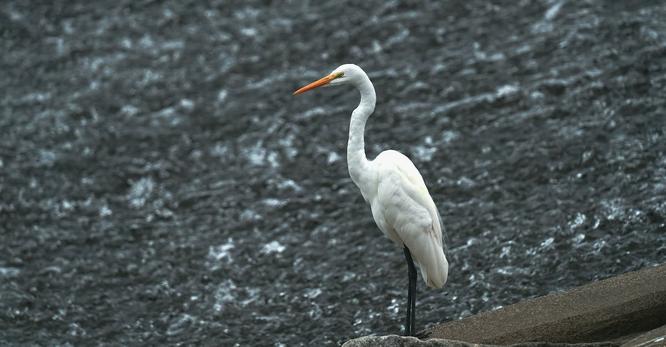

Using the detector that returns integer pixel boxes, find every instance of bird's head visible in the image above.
[293,64,365,95]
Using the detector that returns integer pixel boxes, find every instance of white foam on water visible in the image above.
[327,151,341,164]
[304,288,322,299]
[217,89,228,103]
[496,84,520,97]
[441,130,459,144]
[213,279,237,312]
[386,28,409,46]
[244,142,267,166]
[127,177,155,208]
[161,40,184,51]
[412,144,436,162]
[179,98,194,111]
[121,104,139,116]
[456,176,476,189]
[68,322,86,337]
[569,212,587,229]
[500,245,511,258]
[99,205,112,217]
[210,142,229,157]
[278,133,298,160]
[139,34,155,49]
[540,237,555,249]
[495,266,530,276]
[261,240,286,255]
[267,151,280,168]
[532,1,566,33]
[120,37,132,49]
[0,267,20,277]
[601,198,626,221]
[240,287,261,307]
[20,92,51,104]
[387,298,400,315]
[572,233,585,245]
[208,238,235,264]
[546,1,565,21]
[240,27,258,37]
[166,314,197,336]
[473,42,506,62]
[38,149,57,166]
[277,179,302,192]
[262,198,286,207]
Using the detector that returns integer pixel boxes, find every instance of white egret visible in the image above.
[294,64,449,336]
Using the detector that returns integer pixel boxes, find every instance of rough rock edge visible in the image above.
[341,335,618,347]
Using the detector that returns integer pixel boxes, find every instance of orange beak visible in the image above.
[293,73,342,95]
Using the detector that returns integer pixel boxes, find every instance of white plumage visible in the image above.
[294,63,449,335]
[368,150,449,288]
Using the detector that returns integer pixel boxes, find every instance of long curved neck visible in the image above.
[347,75,376,187]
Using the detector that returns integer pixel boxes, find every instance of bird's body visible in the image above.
[294,64,448,335]
[362,150,448,288]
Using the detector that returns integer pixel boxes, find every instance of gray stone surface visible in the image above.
[343,265,666,347]
[342,335,618,347]
[427,264,666,344]
[342,335,468,347]
[620,325,666,347]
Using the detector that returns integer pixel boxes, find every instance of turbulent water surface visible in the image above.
[2,0,666,345]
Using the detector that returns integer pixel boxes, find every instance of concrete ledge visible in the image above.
[342,335,619,347]
[343,264,666,346]
[428,264,666,344]
[620,325,666,347]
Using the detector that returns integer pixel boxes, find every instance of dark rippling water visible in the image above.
[1,0,665,345]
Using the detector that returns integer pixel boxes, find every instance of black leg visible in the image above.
[409,256,416,336]
[403,245,412,336]
[403,246,417,336]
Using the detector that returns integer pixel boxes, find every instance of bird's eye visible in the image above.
[334,72,344,79]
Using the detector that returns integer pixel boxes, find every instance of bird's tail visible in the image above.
[408,234,449,288]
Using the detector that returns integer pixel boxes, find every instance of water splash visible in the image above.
[545,1,565,21]
[213,280,237,312]
[304,288,322,299]
[127,177,155,208]
[99,205,112,217]
[261,241,286,255]
[327,151,341,164]
[496,85,520,97]
[0,267,20,277]
[569,212,587,229]
[540,237,555,249]
[532,1,566,33]
[412,140,437,162]
[166,314,197,336]
[208,238,235,264]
